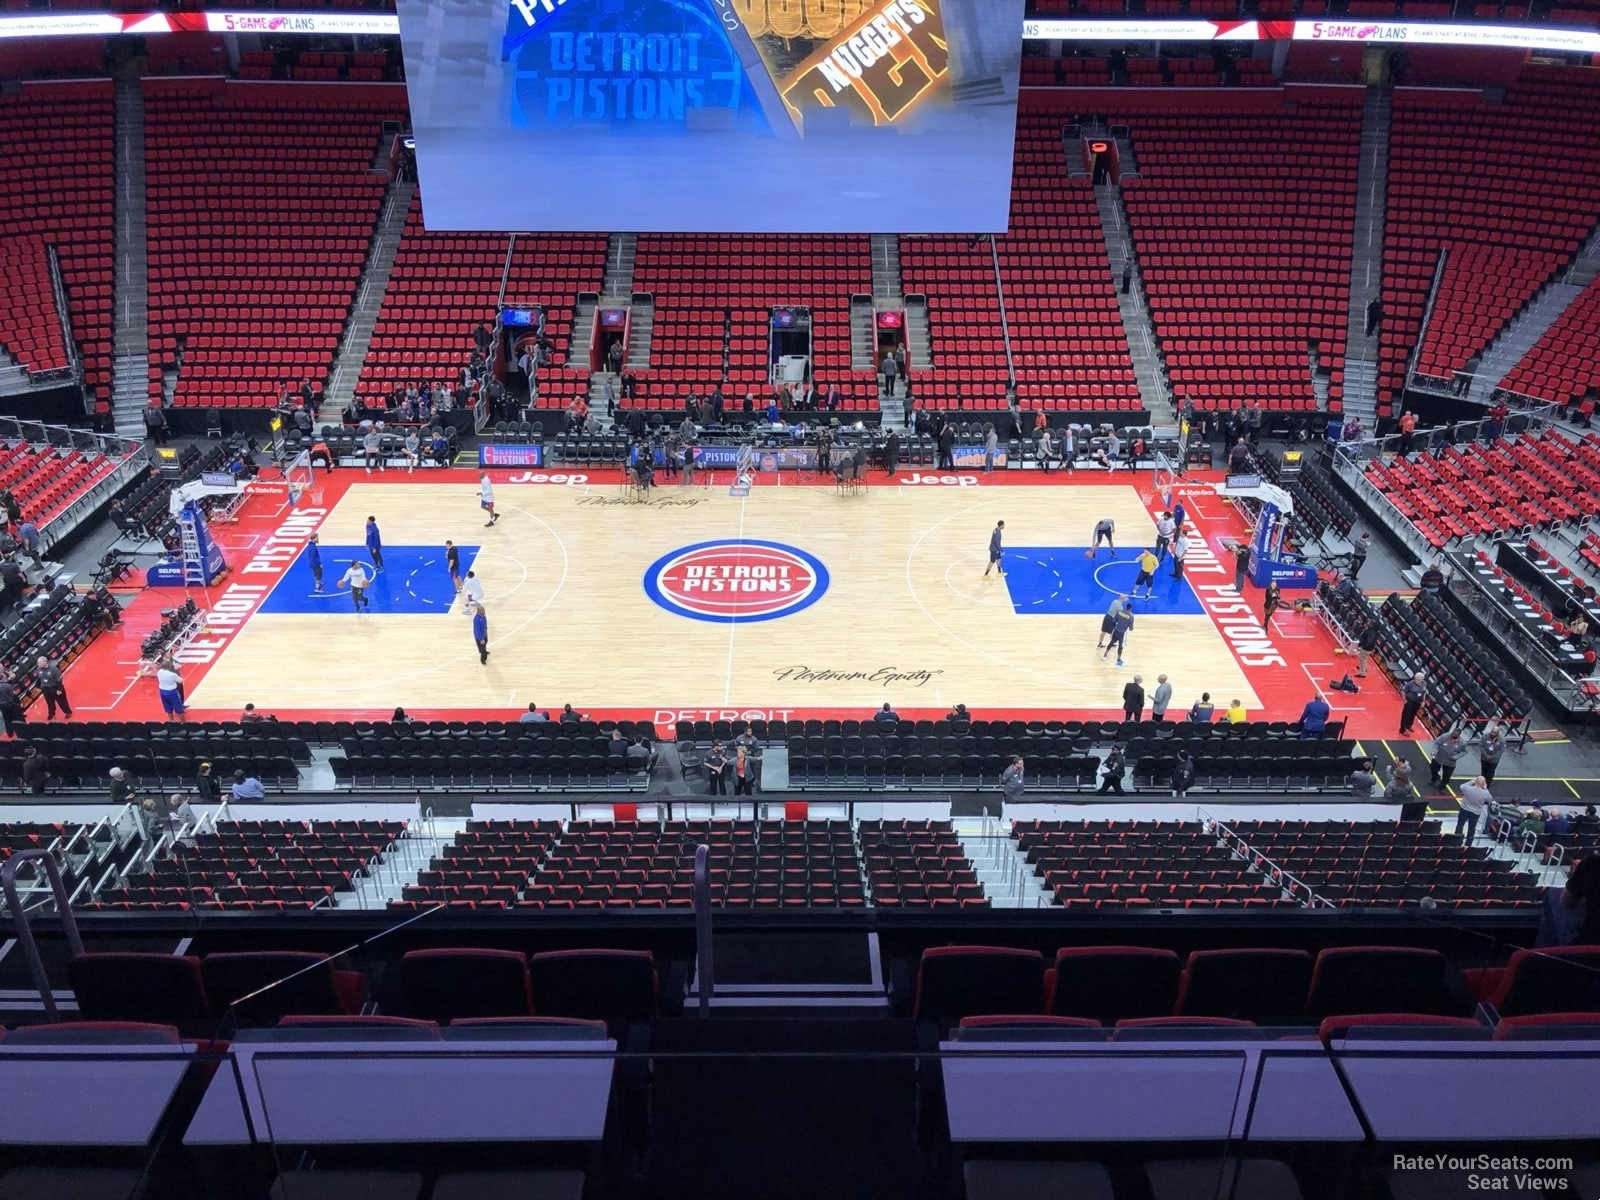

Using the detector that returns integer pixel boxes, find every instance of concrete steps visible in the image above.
[626,296,654,370]
[111,77,151,436]
[954,818,1052,909]
[323,177,415,417]
[601,233,637,301]
[870,234,903,304]
[1460,223,1600,404]
[906,296,934,376]
[1462,279,1585,404]
[1091,183,1173,422]
[1341,85,1390,425]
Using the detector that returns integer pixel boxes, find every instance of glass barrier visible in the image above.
[4,1036,1599,1200]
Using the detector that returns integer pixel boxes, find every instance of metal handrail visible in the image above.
[987,237,1015,387]
[44,244,81,383]
[2,849,85,1022]
[1405,246,1449,386]
[1205,813,1332,909]
[693,843,713,1015]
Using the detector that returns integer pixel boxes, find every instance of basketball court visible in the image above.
[61,464,1408,736]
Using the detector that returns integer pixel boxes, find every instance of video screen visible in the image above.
[395,0,1026,232]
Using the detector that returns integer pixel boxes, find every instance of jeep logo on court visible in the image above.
[643,539,829,624]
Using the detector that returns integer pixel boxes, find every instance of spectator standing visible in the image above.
[1419,562,1445,594]
[1097,745,1127,795]
[704,741,729,795]
[1398,673,1427,735]
[155,661,185,721]
[1350,759,1378,797]
[732,745,756,796]
[1349,532,1371,580]
[1122,675,1145,722]
[1150,675,1173,720]
[1169,751,1195,798]
[0,670,26,736]
[881,350,898,397]
[999,755,1025,810]
[20,745,48,794]
[143,402,169,446]
[1356,620,1378,678]
[108,767,134,806]
[983,424,998,474]
[1171,532,1190,580]
[34,656,69,719]
[1384,758,1414,802]
[1231,541,1252,593]
[1455,775,1491,843]
[1429,729,1463,789]
[1564,852,1600,942]
[1477,724,1506,783]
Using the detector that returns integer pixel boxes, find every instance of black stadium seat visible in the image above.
[68,953,210,1028]
[1045,947,1182,1024]
[911,946,1045,1027]
[527,949,658,1030]
[1305,947,1469,1020]
[1176,948,1316,1025]
[400,949,533,1023]
[200,951,365,1023]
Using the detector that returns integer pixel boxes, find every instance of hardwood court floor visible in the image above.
[180,472,1263,719]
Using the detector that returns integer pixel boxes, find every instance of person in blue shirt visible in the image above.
[1172,499,1187,533]
[471,601,490,665]
[765,398,781,424]
[364,516,384,571]
[14,519,39,565]
[873,702,899,722]
[305,533,323,592]
[230,770,265,801]
[1299,695,1330,738]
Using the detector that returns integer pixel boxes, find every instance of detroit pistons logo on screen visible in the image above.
[644,539,828,623]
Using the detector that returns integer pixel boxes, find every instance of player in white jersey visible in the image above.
[479,473,499,526]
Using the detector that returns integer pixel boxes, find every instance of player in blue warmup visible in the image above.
[365,516,384,571]
[983,520,1005,578]
[471,601,490,664]
[305,533,323,592]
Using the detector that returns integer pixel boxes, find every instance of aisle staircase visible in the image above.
[1091,183,1173,423]
[1461,221,1600,404]
[110,77,151,436]
[321,177,415,421]
[955,818,1052,909]
[1341,85,1391,425]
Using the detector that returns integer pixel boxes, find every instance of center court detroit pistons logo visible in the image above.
[644,539,828,623]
